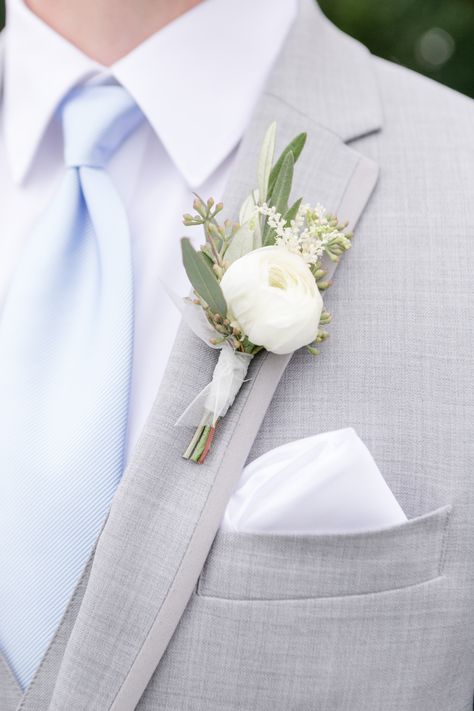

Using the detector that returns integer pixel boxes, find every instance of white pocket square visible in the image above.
[221,428,407,535]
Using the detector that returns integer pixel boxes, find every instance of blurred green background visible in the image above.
[0,0,473,98]
[318,0,474,98]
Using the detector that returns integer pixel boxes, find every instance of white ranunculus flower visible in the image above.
[220,246,323,355]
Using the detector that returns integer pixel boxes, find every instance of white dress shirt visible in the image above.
[0,0,297,461]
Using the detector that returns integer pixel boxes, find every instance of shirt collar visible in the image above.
[3,0,297,187]
[3,0,103,184]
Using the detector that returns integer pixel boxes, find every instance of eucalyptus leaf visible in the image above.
[225,222,258,263]
[181,238,227,317]
[257,122,276,203]
[239,190,259,225]
[267,132,307,199]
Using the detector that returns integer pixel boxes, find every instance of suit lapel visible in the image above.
[49,2,381,709]
[0,655,21,711]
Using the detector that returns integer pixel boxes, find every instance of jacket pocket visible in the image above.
[197,505,451,600]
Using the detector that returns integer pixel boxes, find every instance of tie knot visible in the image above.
[61,84,144,169]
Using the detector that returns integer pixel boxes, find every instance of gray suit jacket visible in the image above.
[1,1,474,709]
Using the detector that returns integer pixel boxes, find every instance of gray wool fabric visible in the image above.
[1,0,474,709]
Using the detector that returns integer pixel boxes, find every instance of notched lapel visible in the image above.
[49,3,381,710]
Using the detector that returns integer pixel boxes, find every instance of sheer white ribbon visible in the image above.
[176,341,252,427]
[167,291,252,428]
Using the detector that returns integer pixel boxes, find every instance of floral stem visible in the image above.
[204,222,222,267]
[182,418,218,465]
[182,413,208,460]
[198,425,217,464]
[190,425,212,463]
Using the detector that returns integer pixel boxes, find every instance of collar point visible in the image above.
[172,147,237,193]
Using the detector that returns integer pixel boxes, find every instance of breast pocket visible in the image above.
[197,505,451,600]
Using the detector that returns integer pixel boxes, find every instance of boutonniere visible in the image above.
[175,123,352,463]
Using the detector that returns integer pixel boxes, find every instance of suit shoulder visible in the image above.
[370,54,474,140]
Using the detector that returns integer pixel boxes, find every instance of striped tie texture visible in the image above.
[0,84,143,689]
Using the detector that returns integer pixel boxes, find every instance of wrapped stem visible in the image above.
[185,423,218,464]
[180,344,252,463]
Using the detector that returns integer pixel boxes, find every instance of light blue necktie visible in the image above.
[0,84,143,689]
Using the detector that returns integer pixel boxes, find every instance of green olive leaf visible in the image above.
[225,222,258,263]
[257,122,277,203]
[283,197,303,225]
[263,151,294,245]
[267,132,307,199]
[181,238,227,317]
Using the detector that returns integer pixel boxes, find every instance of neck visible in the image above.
[26,0,203,65]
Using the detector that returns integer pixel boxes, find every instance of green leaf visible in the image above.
[181,238,227,316]
[267,132,307,199]
[264,152,297,245]
[263,151,295,247]
[257,122,277,203]
[270,150,294,214]
[225,222,257,263]
[238,190,258,225]
[283,197,303,225]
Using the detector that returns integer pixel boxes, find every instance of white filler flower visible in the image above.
[221,246,323,355]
